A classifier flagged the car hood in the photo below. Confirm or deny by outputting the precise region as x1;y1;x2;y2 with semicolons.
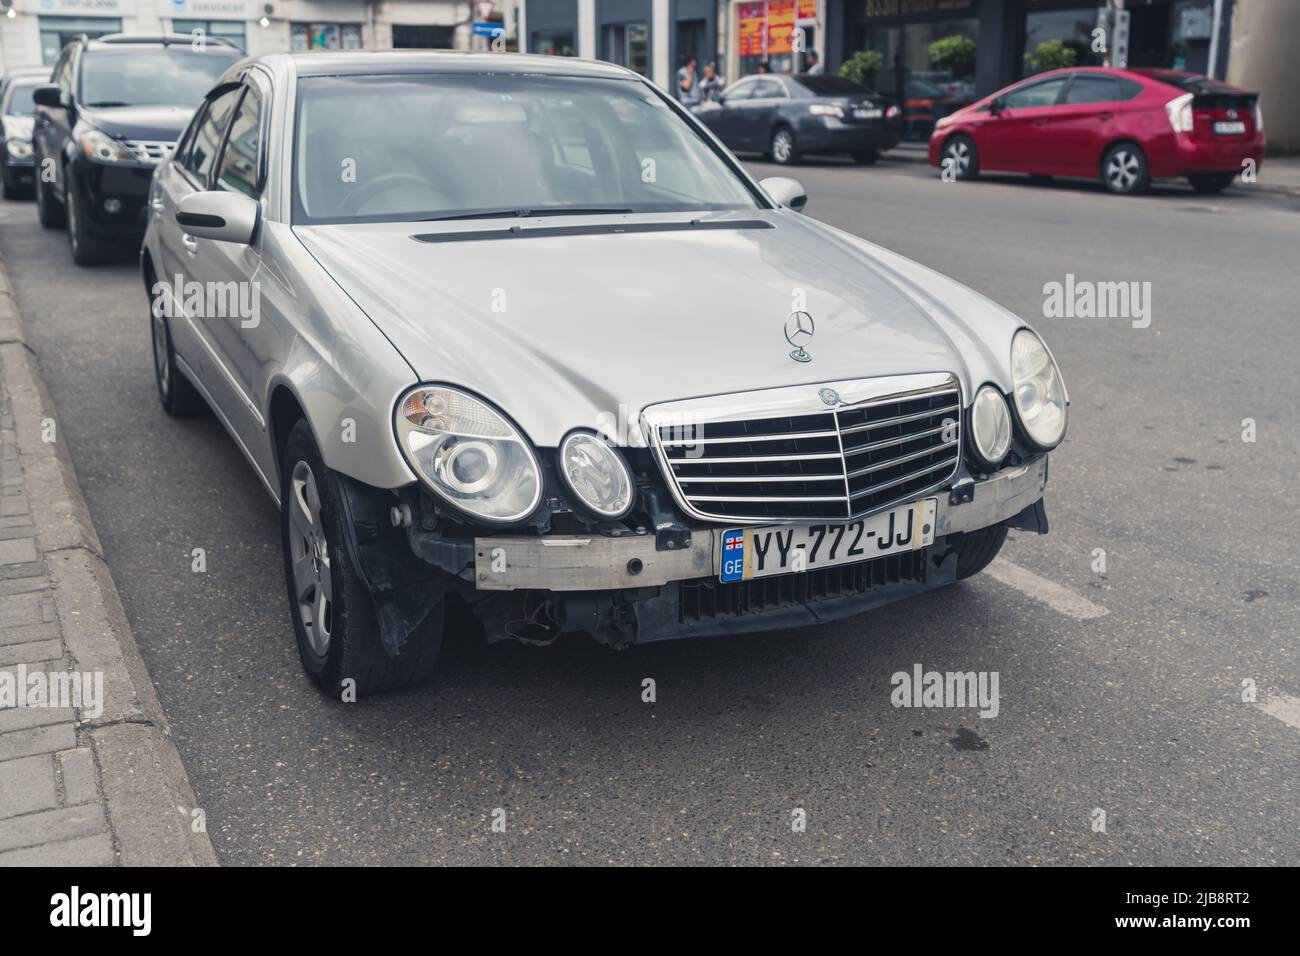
294;209;1024;448
79;104;194;141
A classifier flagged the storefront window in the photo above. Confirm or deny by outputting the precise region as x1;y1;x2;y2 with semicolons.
853;17;978;141
603;22;648;76
173;19;248;52
291;23;363;51
1022;7;1104;76
39;17;123;65
533;31;575;56
735;1;818;76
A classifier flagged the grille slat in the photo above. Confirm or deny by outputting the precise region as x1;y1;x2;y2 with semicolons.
123;140;174;163
646;374;962;523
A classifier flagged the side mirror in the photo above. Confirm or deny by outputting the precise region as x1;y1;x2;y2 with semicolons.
988;98;1003;116
32;85;64;109
176;190;259;245
759;176;807;212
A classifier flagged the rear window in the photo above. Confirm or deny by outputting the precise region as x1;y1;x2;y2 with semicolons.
1145;72;1238;95
79;47;242;108
793;76;868;97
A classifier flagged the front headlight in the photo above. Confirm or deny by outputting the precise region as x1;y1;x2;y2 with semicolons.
77;127;136;164
558;431;635;520
969;384;1012;467
395;386;542;524
6;140;32;159
1010;329;1068;450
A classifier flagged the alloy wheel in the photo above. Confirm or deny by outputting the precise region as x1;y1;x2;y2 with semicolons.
1106;149;1140;192
151;308;170;396
945;140;970;175
772;130;794;164
289;460;333;656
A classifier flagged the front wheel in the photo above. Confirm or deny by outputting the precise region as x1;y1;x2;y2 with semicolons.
34;159;65;228
65;181;113;266
1101;142;1150;195
280;420;444;697
940;134;978;180
149;282;206;417
852;149;879;166
954;524;1008;580
770;127;800;165
1187;172;1235;194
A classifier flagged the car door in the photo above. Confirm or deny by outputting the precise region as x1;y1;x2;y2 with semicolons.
736;77;787;151
199;77;270;457
34;49;76;201
1043;73;1137;173
699;79;757;149
156;85;243;416
975;76;1068;172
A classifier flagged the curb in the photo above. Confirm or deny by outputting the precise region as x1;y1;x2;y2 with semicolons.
0;257;217;866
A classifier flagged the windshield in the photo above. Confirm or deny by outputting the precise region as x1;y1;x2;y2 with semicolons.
293;73;763;225
79;48;241;108
4;82;39;117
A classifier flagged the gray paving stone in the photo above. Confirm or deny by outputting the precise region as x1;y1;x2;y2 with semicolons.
0;723;76;761
56;748;99;806
0;638;61;665
0;754;57;819
0;704;74;733
0;803;106;852
0;621;59;646
0;831;114;866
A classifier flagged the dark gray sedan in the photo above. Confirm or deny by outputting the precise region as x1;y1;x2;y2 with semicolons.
693;73;902;166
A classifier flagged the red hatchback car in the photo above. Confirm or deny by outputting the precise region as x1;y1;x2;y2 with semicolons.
928;67;1265;195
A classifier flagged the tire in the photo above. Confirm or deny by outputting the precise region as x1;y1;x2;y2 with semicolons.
1028;173;1054;184
34;158;65;228
148;272;207;417
281;419;444;697
954;524;1009;580
852;149;879;165
65;179;112;266
1;169;19;200
1101;142;1149;195
770;126;800;166
1188;172;1234;194
940;134;978;180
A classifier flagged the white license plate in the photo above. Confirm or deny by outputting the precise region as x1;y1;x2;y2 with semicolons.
717;498;937;583
854;108;883;120
1213;120;1246;135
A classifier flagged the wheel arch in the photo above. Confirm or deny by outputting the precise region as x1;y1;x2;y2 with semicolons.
1098;137;1147;176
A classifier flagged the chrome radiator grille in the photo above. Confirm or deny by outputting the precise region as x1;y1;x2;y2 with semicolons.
123;140;173;163
643;373;962;524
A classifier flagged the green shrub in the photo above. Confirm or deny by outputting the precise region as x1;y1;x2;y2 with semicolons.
838;50;883;87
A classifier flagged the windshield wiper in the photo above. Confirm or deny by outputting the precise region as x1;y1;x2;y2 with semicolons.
416;206;634;222
86;101;131;108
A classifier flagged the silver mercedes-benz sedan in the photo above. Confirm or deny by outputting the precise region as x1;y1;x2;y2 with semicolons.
142;51;1068;696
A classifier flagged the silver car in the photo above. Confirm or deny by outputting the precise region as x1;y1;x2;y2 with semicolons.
142;52;1068;696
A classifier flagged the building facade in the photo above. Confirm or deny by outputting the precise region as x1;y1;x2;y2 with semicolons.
0;0;518;71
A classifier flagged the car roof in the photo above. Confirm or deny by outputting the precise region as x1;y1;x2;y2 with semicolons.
272;50;639;81
84;33;244;52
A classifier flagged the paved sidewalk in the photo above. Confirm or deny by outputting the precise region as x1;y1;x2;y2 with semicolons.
0;258;215;866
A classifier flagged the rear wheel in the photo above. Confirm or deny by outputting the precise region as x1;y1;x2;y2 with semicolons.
149;276;206;417
940;134;978;180
281;420;444;697
34;158;65;228
1101;142;1149;195
1187;172;1235;194
851;149;879;165
954;524;1009;580
770;126;800;165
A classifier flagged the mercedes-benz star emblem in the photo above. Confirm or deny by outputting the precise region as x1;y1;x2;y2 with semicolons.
785;311;814;363
819;387;841;407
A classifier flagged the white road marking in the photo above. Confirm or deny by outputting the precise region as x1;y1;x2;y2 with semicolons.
1256;694;1300;732
984;558;1109;620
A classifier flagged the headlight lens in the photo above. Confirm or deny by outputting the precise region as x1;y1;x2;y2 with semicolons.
395;386;541;524
1010;329;1068;449
6;139;32;159
970;384;1012;466
77;127;135;164
558;431;634;519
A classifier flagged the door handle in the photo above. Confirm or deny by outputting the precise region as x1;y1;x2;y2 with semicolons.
1033;119;1048;127
181;233;198;254
1097;111;1113;121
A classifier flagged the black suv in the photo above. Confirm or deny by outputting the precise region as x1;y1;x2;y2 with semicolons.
32;34;243;265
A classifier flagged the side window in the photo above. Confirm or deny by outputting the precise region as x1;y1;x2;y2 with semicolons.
1115;78;1143;101
723;81;756;102
1063;75;1119;105
173;104;207;170
216;86;262;198
753;79;785;99
1002;77;1067;109
183;87;240;184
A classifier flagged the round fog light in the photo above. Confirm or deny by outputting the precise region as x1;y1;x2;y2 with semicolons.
970;384;1012;467
103;198;122;215
558;431;634;520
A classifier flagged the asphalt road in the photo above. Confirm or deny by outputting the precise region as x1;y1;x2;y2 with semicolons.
2;156;1297;865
